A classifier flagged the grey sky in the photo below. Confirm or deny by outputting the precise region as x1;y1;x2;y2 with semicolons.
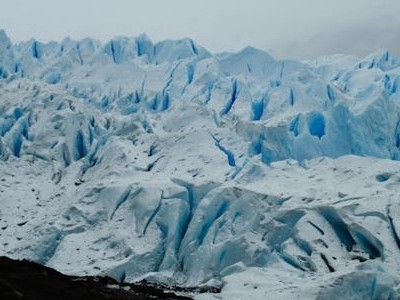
1;0;399;59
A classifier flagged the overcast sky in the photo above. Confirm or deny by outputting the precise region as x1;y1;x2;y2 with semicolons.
1;0;399;59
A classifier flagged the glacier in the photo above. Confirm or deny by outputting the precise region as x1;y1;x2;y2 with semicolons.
1;29;400;299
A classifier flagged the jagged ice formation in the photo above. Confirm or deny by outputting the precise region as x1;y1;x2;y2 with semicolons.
1;30;400;299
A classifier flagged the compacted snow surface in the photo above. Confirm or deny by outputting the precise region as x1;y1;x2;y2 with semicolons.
0;30;400;299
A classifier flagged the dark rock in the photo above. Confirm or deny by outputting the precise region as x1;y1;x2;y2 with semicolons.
0;256;192;300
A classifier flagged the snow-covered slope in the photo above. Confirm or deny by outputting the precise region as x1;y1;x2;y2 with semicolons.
1;30;400;299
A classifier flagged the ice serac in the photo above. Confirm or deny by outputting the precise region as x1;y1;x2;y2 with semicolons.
0;30;16;79
218;46;280;78
1;30;400;299
103;37;139;64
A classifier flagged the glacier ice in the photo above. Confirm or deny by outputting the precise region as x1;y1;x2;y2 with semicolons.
1;30;400;299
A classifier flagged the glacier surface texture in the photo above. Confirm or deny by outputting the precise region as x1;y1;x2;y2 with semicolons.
1;30;400;299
